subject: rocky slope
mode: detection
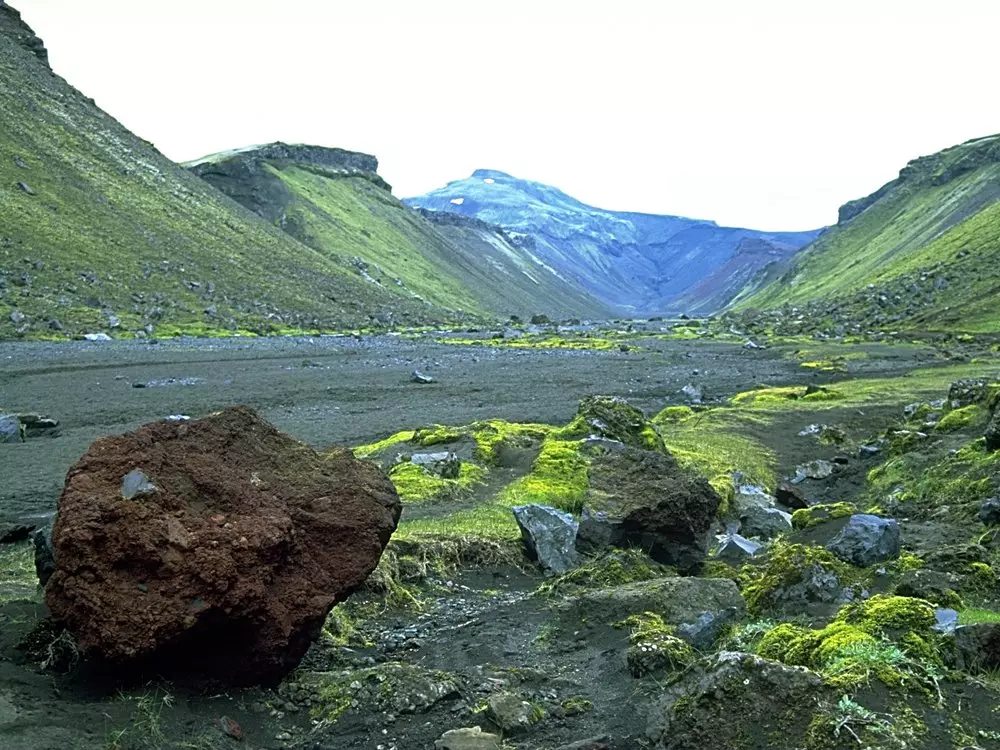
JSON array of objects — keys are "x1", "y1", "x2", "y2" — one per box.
[
  {"x1": 406, "y1": 169, "x2": 820, "y2": 315},
  {"x1": 734, "y1": 134, "x2": 1000, "y2": 333},
  {"x1": 187, "y1": 147, "x2": 611, "y2": 321}
]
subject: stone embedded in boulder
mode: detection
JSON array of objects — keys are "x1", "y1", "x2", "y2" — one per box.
[
  {"x1": 576, "y1": 446, "x2": 720, "y2": 573},
  {"x1": 646, "y1": 651, "x2": 832, "y2": 749},
  {"x1": 512, "y1": 504, "x2": 579, "y2": 576},
  {"x1": 825, "y1": 514, "x2": 900, "y2": 567},
  {"x1": 43, "y1": 406, "x2": 401, "y2": 685}
]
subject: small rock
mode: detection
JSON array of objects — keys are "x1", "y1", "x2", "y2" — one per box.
[
  {"x1": 34, "y1": 524, "x2": 55, "y2": 586},
  {"x1": 732, "y1": 484, "x2": 777, "y2": 515},
  {"x1": 434, "y1": 726, "x2": 501, "y2": 750},
  {"x1": 83, "y1": 333, "x2": 111, "y2": 341},
  {"x1": 214, "y1": 716, "x2": 244, "y2": 740},
  {"x1": 0, "y1": 414, "x2": 24, "y2": 443},
  {"x1": 775, "y1": 481, "x2": 809, "y2": 510},
  {"x1": 9, "y1": 310, "x2": 25, "y2": 324},
  {"x1": 739, "y1": 505, "x2": 792, "y2": 540},
  {"x1": 681, "y1": 383, "x2": 703, "y2": 405},
  {"x1": 858, "y1": 443, "x2": 883, "y2": 458},
  {"x1": 486, "y1": 692, "x2": 540, "y2": 735},
  {"x1": 47, "y1": 319, "x2": 63, "y2": 332},
  {"x1": 742, "y1": 340, "x2": 764, "y2": 350},
  {"x1": 792, "y1": 459, "x2": 834, "y2": 483},
  {"x1": 552, "y1": 737, "x2": 611, "y2": 750},
  {"x1": 986, "y1": 409, "x2": 1000, "y2": 452},
  {"x1": 412, "y1": 370, "x2": 436, "y2": 384},
  {"x1": 933, "y1": 608, "x2": 959, "y2": 635},
  {"x1": 980, "y1": 497, "x2": 1000, "y2": 526},
  {"x1": 825, "y1": 514, "x2": 900, "y2": 567},
  {"x1": 513, "y1": 504, "x2": 579, "y2": 576},
  {"x1": 15, "y1": 181, "x2": 35, "y2": 195},
  {"x1": 121, "y1": 469, "x2": 159, "y2": 500},
  {"x1": 714, "y1": 534, "x2": 761, "y2": 565},
  {"x1": 675, "y1": 608, "x2": 741, "y2": 651},
  {"x1": 410, "y1": 451, "x2": 461, "y2": 479}
]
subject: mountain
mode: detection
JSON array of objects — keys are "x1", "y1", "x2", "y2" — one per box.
[
  {"x1": 186, "y1": 147, "x2": 610, "y2": 321},
  {"x1": 405, "y1": 169, "x2": 821, "y2": 315},
  {"x1": 0, "y1": 5, "x2": 608, "y2": 340},
  {"x1": 733, "y1": 134, "x2": 1000, "y2": 333}
]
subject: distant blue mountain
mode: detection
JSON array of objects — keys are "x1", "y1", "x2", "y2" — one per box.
[{"x1": 406, "y1": 170, "x2": 822, "y2": 315}]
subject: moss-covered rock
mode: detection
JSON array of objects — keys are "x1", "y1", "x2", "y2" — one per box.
[
  {"x1": 577, "y1": 447, "x2": 721, "y2": 573},
  {"x1": 739, "y1": 542, "x2": 863, "y2": 616},
  {"x1": 535, "y1": 549, "x2": 675, "y2": 597},
  {"x1": 791, "y1": 502, "x2": 858, "y2": 531},
  {"x1": 554, "y1": 396, "x2": 665, "y2": 453},
  {"x1": 934, "y1": 404, "x2": 983, "y2": 432},
  {"x1": 621, "y1": 612, "x2": 697, "y2": 677}
]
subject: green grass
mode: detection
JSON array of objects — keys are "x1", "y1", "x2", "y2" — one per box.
[
  {"x1": 0, "y1": 542, "x2": 39, "y2": 605},
  {"x1": 736, "y1": 134, "x2": 1000, "y2": 331},
  {"x1": 958, "y1": 608, "x2": 1000, "y2": 625}
]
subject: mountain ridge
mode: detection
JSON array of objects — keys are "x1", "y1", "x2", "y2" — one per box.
[{"x1": 406, "y1": 170, "x2": 821, "y2": 315}]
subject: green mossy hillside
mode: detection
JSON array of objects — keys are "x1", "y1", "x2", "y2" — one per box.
[{"x1": 735, "y1": 134, "x2": 1000, "y2": 332}]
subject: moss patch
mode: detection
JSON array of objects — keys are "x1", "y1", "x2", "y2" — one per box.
[{"x1": 791, "y1": 502, "x2": 858, "y2": 531}]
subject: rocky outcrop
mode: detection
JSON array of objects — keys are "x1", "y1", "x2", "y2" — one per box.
[
  {"x1": 512, "y1": 504, "x2": 579, "y2": 575},
  {"x1": 44, "y1": 406, "x2": 401, "y2": 685},
  {"x1": 577, "y1": 447, "x2": 720, "y2": 573},
  {"x1": 0, "y1": 3, "x2": 49, "y2": 65}
]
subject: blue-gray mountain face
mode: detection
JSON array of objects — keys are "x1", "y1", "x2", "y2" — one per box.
[{"x1": 406, "y1": 170, "x2": 822, "y2": 315}]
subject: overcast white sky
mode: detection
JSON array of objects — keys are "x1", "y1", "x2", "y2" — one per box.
[{"x1": 15, "y1": 0, "x2": 1000, "y2": 230}]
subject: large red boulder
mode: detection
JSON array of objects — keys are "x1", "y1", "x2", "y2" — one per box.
[{"x1": 44, "y1": 406, "x2": 400, "y2": 685}]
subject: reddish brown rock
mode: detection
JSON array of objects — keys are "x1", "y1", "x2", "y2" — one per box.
[{"x1": 44, "y1": 406, "x2": 400, "y2": 685}]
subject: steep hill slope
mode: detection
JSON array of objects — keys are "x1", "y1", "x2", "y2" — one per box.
[
  {"x1": 734, "y1": 134, "x2": 1000, "y2": 332},
  {"x1": 406, "y1": 169, "x2": 820, "y2": 315},
  {"x1": 1, "y1": 4, "x2": 544, "y2": 340},
  {"x1": 187, "y1": 147, "x2": 610, "y2": 321}
]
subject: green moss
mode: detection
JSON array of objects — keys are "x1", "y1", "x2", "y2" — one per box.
[
  {"x1": 790, "y1": 502, "x2": 859, "y2": 531},
  {"x1": 387, "y1": 461, "x2": 487, "y2": 505},
  {"x1": 869, "y1": 436, "x2": 1000, "y2": 521},
  {"x1": 436, "y1": 334, "x2": 621, "y2": 351},
  {"x1": 496, "y1": 437, "x2": 590, "y2": 513},
  {"x1": 731, "y1": 386, "x2": 845, "y2": 407},
  {"x1": 536, "y1": 549, "x2": 676, "y2": 597},
  {"x1": 934, "y1": 404, "x2": 984, "y2": 432},
  {"x1": 552, "y1": 395, "x2": 665, "y2": 452},
  {"x1": 560, "y1": 696, "x2": 593, "y2": 716},
  {"x1": 0, "y1": 542, "x2": 39, "y2": 606},
  {"x1": 739, "y1": 542, "x2": 859, "y2": 615},
  {"x1": 757, "y1": 596, "x2": 944, "y2": 692},
  {"x1": 352, "y1": 430, "x2": 416, "y2": 459},
  {"x1": 466, "y1": 420, "x2": 552, "y2": 464},
  {"x1": 620, "y1": 612, "x2": 697, "y2": 677},
  {"x1": 413, "y1": 425, "x2": 464, "y2": 447},
  {"x1": 655, "y1": 405, "x2": 696, "y2": 423},
  {"x1": 958, "y1": 608, "x2": 1000, "y2": 625}
]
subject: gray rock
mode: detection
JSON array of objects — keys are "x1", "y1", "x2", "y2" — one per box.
[
  {"x1": 486, "y1": 692, "x2": 539, "y2": 735},
  {"x1": 410, "y1": 451, "x2": 461, "y2": 479},
  {"x1": 731, "y1": 484, "x2": 777, "y2": 515},
  {"x1": 792, "y1": 459, "x2": 834, "y2": 482},
  {"x1": 713, "y1": 534, "x2": 761, "y2": 565},
  {"x1": 987, "y1": 408, "x2": 1000, "y2": 452},
  {"x1": 512, "y1": 504, "x2": 579, "y2": 576},
  {"x1": 681, "y1": 383, "x2": 703, "y2": 405},
  {"x1": 34, "y1": 523, "x2": 55, "y2": 586},
  {"x1": 47, "y1": 319, "x2": 63, "y2": 332},
  {"x1": 825, "y1": 514, "x2": 900, "y2": 567},
  {"x1": 412, "y1": 370, "x2": 436, "y2": 384},
  {"x1": 83, "y1": 332, "x2": 112, "y2": 341},
  {"x1": 8, "y1": 310, "x2": 25, "y2": 324},
  {"x1": 0, "y1": 414, "x2": 23, "y2": 443},
  {"x1": 552, "y1": 739, "x2": 610, "y2": 750},
  {"x1": 933, "y1": 608, "x2": 959, "y2": 635},
  {"x1": 121, "y1": 469, "x2": 158, "y2": 500},
  {"x1": 775, "y1": 481, "x2": 809, "y2": 509},
  {"x1": 738, "y1": 505, "x2": 792, "y2": 540},
  {"x1": 979, "y1": 497, "x2": 1000, "y2": 526},
  {"x1": 675, "y1": 607, "x2": 741, "y2": 651},
  {"x1": 435, "y1": 727, "x2": 502, "y2": 750},
  {"x1": 15, "y1": 181, "x2": 35, "y2": 195},
  {"x1": 859, "y1": 442, "x2": 883, "y2": 458}
]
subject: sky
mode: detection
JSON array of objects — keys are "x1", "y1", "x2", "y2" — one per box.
[{"x1": 15, "y1": 0, "x2": 1000, "y2": 231}]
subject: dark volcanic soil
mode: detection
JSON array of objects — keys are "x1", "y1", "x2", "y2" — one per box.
[{"x1": 0, "y1": 333, "x2": 939, "y2": 528}]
